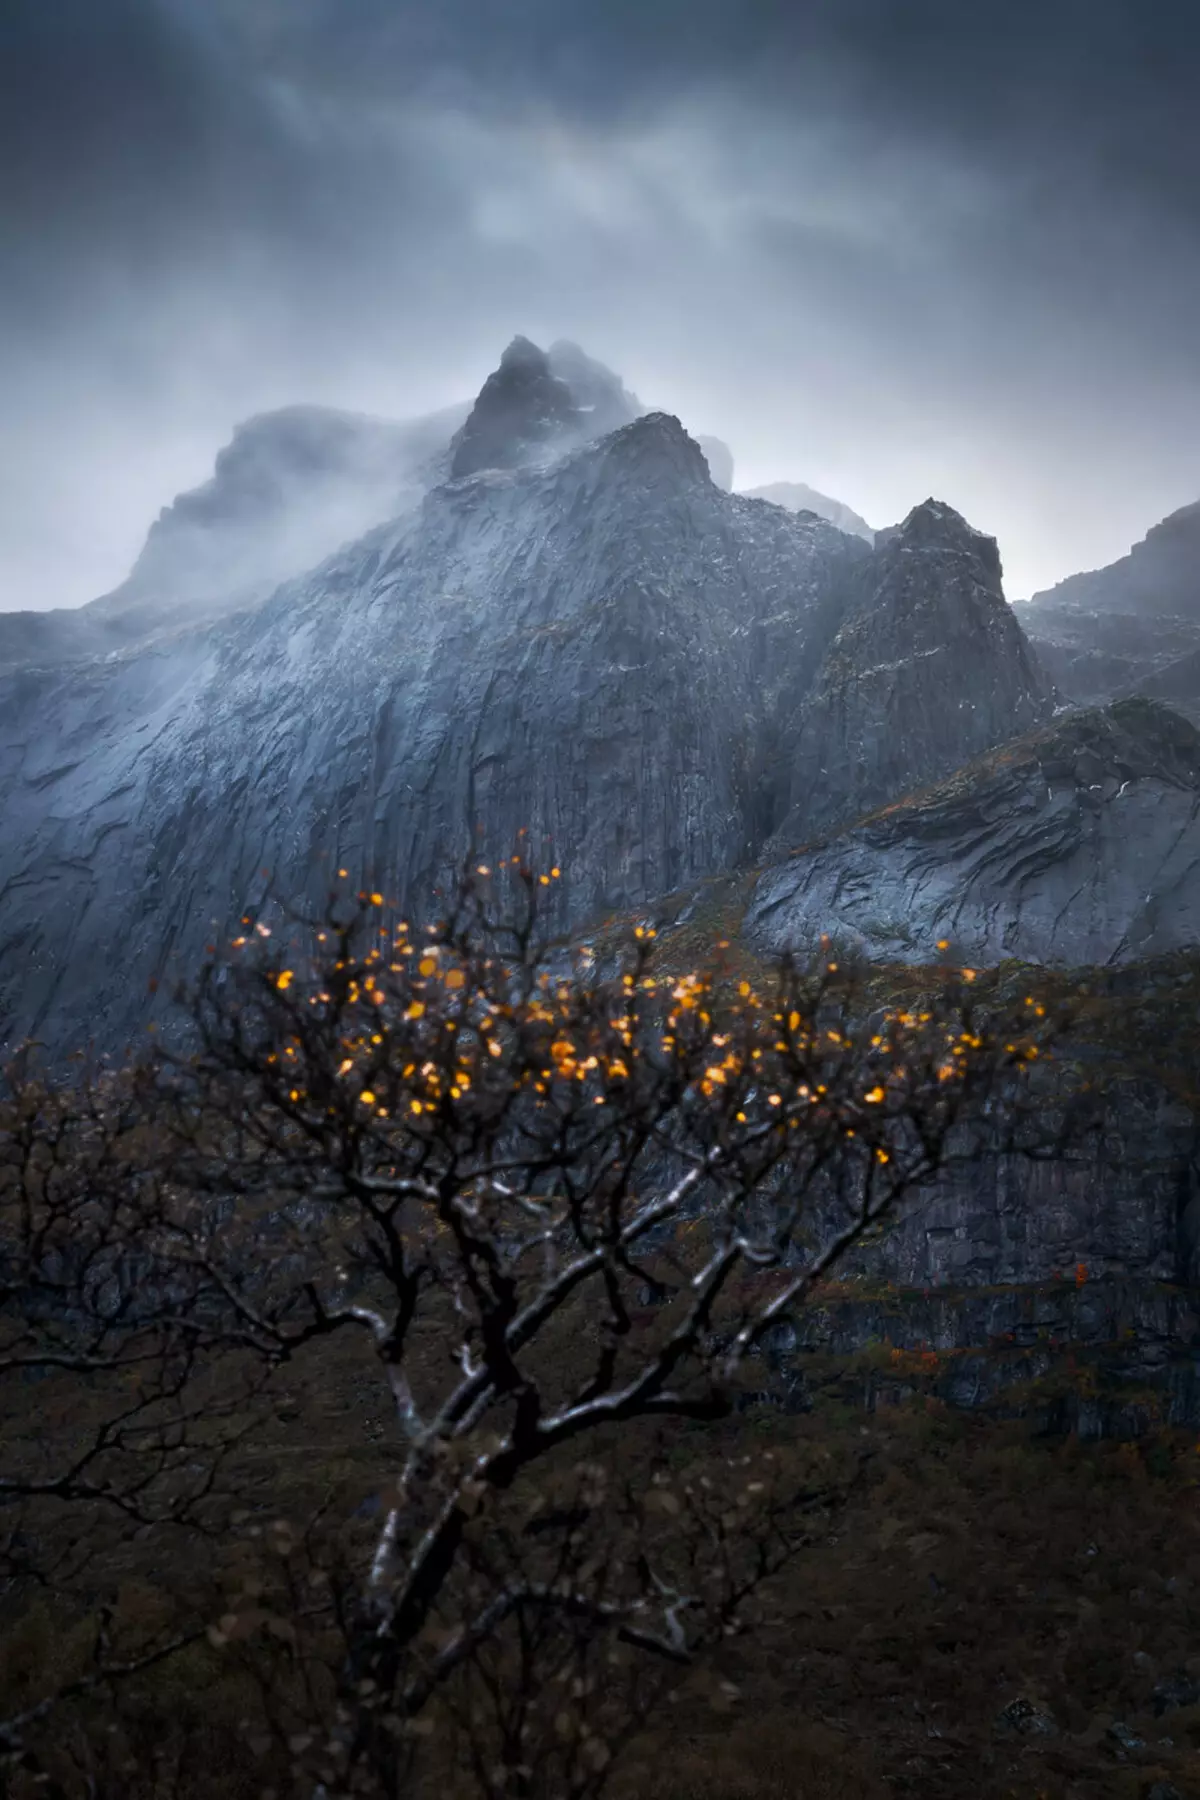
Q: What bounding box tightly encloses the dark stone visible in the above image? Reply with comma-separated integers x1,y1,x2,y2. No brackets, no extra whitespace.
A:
1152,1670,1200,1716
995,1697,1058,1738
449,337,590,477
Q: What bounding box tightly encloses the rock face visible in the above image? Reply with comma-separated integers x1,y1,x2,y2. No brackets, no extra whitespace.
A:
742,480,872,542
1018,499,1200,718
0,401,470,672
767,499,1055,846
0,404,870,1057
747,698,1200,967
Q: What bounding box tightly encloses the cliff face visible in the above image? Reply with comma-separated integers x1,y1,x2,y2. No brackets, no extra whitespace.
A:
747,699,1200,967
0,406,869,1057
767,499,1055,847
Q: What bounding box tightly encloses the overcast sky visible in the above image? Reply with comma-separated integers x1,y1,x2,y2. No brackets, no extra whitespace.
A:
3,0,1199,610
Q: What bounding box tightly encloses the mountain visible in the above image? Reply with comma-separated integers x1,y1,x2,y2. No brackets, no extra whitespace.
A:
3,333,1192,1068
1017,499,1200,718
747,698,1200,967
5,335,1200,1420
766,499,1055,846
0,360,874,1055
449,336,620,476
741,481,872,542
0,400,470,672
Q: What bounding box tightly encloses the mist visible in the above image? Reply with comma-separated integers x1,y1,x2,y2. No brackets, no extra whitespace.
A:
3,0,1200,611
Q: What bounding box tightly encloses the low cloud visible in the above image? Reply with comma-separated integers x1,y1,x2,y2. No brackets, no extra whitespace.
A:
3,0,1199,609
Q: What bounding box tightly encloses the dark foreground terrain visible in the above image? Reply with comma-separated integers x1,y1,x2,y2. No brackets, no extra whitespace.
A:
4,1327,1200,1800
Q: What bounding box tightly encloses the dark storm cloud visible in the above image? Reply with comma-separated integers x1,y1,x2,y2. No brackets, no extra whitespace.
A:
2,0,1200,609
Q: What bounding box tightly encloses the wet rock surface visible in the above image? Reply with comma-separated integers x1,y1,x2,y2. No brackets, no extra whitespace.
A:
748,699,1200,967
0,406,868,1057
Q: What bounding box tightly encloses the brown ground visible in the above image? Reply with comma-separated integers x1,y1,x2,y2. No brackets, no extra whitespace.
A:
4,1334,1200,1799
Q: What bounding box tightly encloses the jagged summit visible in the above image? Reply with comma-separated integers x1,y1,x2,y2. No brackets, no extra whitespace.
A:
890,497,1003,573
449,336,644,480
747,697,1200,968
766,495,1053,846
116,402,460,597
580,411,715,491
450,337,583,478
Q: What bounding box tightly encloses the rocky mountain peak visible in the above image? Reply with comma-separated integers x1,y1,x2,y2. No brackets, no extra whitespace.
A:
449,338,582,478
585,411,714,490
0,398,471,671
889,497,1003,576
123,404,438,588
767,496,1054,845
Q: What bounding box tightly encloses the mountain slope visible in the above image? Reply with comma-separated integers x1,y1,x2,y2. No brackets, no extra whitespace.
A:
0,407,870,1056
0,400,470,672
747,698,1200,967
1018,499,1200,715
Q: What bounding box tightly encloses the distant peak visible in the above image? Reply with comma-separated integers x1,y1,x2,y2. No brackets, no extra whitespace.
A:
743,480,871,540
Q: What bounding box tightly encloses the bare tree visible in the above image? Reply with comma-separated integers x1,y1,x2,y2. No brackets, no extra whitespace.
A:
0,864,1063,1797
